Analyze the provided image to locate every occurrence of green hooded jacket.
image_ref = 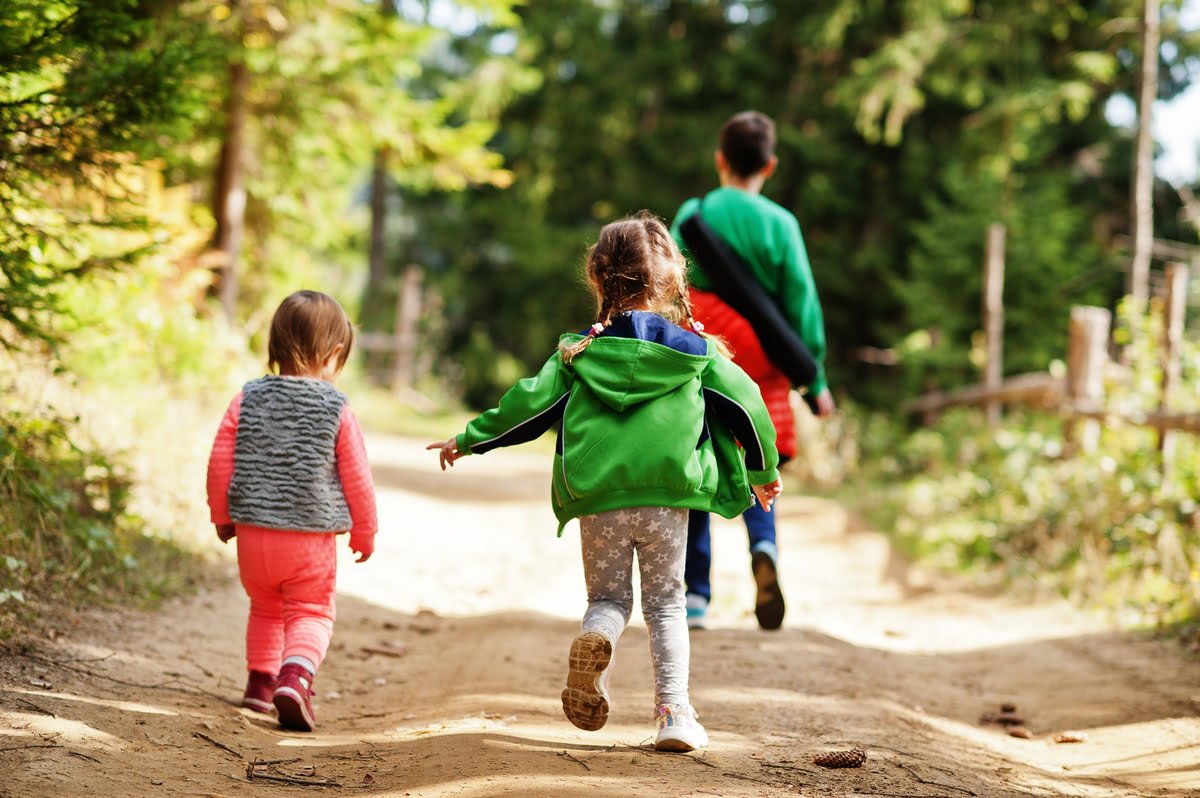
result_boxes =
[454,312,780,534]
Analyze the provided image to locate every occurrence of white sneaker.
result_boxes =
[561,631,612,731]
[685,593,708,630]
[654,703,709,752]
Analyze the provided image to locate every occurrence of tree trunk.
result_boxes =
[1127,0,1159,305]
[392,265,423,394]
[212,54,249,321]
[1157,262,1187,468]
[362,0,398,343]
[368,146,390,293]
[982,223,1006,426]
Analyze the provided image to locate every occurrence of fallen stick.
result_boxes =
[12,697,56,717]
[193,731,242,760]
[246,772,342,787]
[896,762,976,796]
[360,645,407,658]
[557,751,590,771]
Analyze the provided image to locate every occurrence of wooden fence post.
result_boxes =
[1158,262,1188,467]
[1066,305,1111,454]
[983,223,1006,426]
[391,265,423,394]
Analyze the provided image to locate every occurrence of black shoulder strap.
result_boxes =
[679,200,819,391]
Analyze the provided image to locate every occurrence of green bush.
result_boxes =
[839,301,1200,626]
[0,407,203,636]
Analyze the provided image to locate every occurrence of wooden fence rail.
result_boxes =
[904,260,1200,449]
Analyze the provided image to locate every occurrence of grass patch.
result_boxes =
[0,407,214,639]
[835,403,1200,627]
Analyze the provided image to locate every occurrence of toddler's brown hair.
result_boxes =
[267,290,354,376]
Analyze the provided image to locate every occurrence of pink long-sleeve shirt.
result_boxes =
[206,391,378,547]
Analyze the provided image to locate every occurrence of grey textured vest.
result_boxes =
[228,375,352,532]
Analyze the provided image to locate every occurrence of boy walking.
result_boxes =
[669,110,834,631]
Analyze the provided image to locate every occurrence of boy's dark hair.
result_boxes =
[268,290,354,376]
[719,111,776,177]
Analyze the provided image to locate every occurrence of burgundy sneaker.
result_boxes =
[273,663,316,731]
[241,670,276,714]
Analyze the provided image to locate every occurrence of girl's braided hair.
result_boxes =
[560,212,709,364]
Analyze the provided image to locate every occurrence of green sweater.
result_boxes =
[454,312,780,534]
[670,186,828,395]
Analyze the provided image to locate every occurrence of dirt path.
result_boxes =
[3,432,1198,797]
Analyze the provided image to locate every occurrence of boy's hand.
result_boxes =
[812,388,836,418]
[752,479,783,512]
[349,533,374,563]
[215,523,236,542]
[426,438,463,471]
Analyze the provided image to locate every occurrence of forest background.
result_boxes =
[2,0,1200,638]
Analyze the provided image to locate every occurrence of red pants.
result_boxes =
[236,526,337,675]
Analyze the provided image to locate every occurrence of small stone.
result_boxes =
[1053,731,1087,743]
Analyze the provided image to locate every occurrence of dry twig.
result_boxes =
[193,731,242,760]
[361,645,407,658]
[557,750,591,770]
[760,760,816,774]
[12,697,55,716]
[17,652,223,699]
[722,771,781,788]
[896,761,977,796]
[246,772,342,788]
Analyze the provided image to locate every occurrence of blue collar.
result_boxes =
[584,311,706,356]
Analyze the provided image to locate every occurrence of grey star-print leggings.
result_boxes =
[578,506,690,708]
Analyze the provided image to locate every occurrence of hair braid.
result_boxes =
[559,212,695,364]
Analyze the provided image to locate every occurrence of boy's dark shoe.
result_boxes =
[273,663,316,731]
[751,548,785,630]
[242,670,277,714]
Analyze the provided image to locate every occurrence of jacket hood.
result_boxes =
[561,314,711,412]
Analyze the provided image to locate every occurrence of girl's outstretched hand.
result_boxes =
[752,478,783,512]
[427,438,462,471]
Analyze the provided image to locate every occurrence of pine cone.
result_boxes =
[812,748,867,768]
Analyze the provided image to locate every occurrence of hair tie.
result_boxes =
[588,323,604,337]
[691,321,705,334]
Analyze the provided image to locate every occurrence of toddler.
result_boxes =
[206,290,377,731]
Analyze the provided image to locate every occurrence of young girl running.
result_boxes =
[207,290,377,732]
[427,214,781,752]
